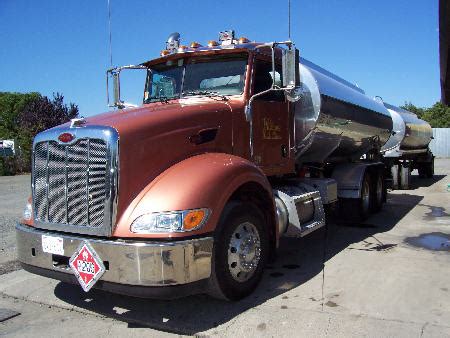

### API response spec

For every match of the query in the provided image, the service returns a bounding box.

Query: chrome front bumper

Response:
[16,223,213,287]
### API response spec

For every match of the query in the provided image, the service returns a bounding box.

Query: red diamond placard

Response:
[69,242,105,292]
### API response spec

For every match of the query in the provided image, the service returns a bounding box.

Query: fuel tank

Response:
[382,103,433,153]
[293,58,393,164]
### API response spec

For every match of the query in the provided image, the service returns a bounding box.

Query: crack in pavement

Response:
[420,322,428,337]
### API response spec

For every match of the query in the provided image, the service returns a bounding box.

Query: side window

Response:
[253,60,284,101]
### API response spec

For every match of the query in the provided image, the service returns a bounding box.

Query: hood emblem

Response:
[70,118,86,128]
[58,132,75,143]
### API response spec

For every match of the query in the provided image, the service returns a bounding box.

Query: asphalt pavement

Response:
[0,160,449,337]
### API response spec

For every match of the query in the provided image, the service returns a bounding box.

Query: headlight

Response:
[22,201,32,221]
[130,208,209,234]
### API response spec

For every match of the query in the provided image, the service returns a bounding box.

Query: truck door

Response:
[251,59,293,175]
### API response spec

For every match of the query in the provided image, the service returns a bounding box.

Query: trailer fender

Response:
[332,162,383,198]
[113,153,275,239]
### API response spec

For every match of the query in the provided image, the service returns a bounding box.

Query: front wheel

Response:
[208,202,269,301]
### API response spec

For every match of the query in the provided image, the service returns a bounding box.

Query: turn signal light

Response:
[208,40,219,47]
[183,209,206,230]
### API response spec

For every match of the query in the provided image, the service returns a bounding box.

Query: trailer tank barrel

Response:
[293,58,393,164]
[383,103,433,151]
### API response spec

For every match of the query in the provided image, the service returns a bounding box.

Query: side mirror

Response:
[107,69,124,108]
[282,47,301,102]
[112,72,122,107]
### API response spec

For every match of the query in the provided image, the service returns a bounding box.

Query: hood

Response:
[86,97,234,221]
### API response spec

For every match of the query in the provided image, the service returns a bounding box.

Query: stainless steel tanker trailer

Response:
[272,56,394,227]
[380,103,434,189]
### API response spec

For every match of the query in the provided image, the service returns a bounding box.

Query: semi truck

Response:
[15,31,428,300]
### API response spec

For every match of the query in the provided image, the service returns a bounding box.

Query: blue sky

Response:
[0,0,440,116]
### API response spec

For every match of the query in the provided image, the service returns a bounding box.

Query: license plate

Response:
[41,235,64,255]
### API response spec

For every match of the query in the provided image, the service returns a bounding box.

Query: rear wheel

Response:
[370,171,384,213]
[418,164,427,178]
[208,202,269,301]
[426,158,434,178]
[391,164,400,190]
[339,173,371,223]
[419,157,434,178]
[400,163,411,189]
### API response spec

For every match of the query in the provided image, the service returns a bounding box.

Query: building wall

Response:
[429,128,450,158]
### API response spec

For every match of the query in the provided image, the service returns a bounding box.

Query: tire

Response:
[339,172,371,223]
[391,164,400,190]
[370,171,384,213]
[418,165,427,178]
[426,159,434,178]
[208,202,269,301]
[399,164,411,190]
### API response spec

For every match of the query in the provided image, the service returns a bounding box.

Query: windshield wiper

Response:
[182,90,228,101]
[144,96,177,104]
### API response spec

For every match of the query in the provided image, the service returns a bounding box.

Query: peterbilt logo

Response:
[58,132,75,143]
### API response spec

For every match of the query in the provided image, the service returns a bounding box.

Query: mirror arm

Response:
[106,64,147,109]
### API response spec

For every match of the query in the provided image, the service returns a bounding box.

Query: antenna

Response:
[107,0,113,67]
[288,0,291,41]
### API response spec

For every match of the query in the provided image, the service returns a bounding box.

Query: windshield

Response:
[144,54,247,103]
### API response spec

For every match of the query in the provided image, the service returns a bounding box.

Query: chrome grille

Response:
[34,138,108,229]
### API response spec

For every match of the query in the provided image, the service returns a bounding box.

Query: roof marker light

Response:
[208,40,219,47]
[238,37,250,44]
[190,42,202,48]
[177,45,188,53]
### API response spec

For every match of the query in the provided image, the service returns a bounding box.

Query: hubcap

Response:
[228,222,261,282]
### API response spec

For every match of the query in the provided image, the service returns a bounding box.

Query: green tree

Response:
[401,102,450,128]
[0,92,39,139]
[0,92,79,174]
[401,102,426,119]
[421,102,450,128]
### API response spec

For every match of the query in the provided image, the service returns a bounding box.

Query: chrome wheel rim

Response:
[362,180,370,211]
[228,222,261,282]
